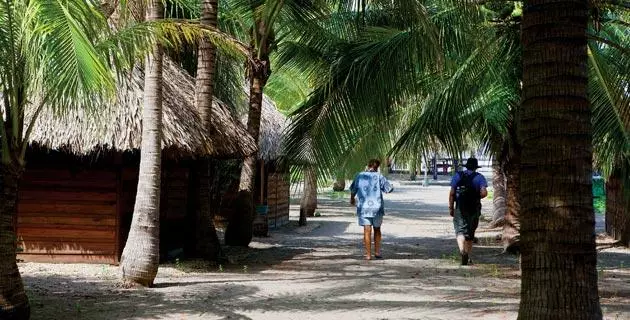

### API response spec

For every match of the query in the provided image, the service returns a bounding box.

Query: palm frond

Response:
[26,0,116,108]
[589,20,630,178]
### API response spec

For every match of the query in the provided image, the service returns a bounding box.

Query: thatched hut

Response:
[250,96,290,234]
[213,96,290,236]
[16,59,255,264]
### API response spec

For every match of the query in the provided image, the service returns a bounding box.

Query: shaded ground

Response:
[20,180,630,319]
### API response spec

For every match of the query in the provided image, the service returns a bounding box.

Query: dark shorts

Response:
[453,208,481,240]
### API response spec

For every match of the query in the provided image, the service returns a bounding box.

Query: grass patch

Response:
[169,259,217,272]
[486,188,494,200]
[325,190,350,200]
[441,249,460,262]
[482,264,503,278]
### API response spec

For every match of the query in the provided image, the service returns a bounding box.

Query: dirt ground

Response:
[20,180,630,320]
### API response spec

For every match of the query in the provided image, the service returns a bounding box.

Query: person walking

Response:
[350,159,394,260]
[449,157,488,265]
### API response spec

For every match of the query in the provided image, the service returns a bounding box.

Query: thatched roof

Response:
[26,59,256,158]
[242,94,287,161]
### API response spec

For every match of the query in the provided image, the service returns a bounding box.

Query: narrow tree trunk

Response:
[300,166,318,225]
[422,155,429,187]
[0,164,30,319]
[606,171,630,247]
[490,157,507,228]
[381,157,390,177]
[503,154,520,253]
[193,161,222,259]
[408,157,418,181]
[225,56,270,246]
[120,0,163,287]
[518,0,602,317]
[193,0,221,260]
[194,0,218,115]
[332,176,345,191]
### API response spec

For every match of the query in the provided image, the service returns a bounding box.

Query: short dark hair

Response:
[368,159,381,169]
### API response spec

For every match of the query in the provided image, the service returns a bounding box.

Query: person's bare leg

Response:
[363,226,372,260]
[456,235,466,253]
[374,227,382,257]
[464,240,473,255]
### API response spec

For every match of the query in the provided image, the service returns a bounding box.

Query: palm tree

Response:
[605,166,630,246]
[517,0,602,317]
[282,1,622,317]
[120,0,165,288]
[0,1,127,317]
[193,0,223,260]
[223,0,329,246]
[489,158,507,227]
[589,8,630,247]
[282,0,445,180]
[299,165,318,226]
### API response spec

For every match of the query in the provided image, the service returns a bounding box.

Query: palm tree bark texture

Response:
[503,151,521,253]
[0,164,30,319]
[490,157,507,228]
[518,0,602,318]
[120,0,164,287]
[193,0,222,261]
[605,169,629,247]
[225,53,271,246]
[300,166,318,226]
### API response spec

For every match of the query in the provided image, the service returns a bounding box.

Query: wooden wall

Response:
[160,166,191,256]
[15,154,285,264]
[266,171,290,229]
[118,164,192,261]
[17,168,119,264]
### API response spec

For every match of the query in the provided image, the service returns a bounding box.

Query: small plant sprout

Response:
[218,264,224,272]
[243,265,248,273]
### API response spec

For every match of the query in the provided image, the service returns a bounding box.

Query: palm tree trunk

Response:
[518,0,601,317]
[120,0,163,287]
[606,170,629,247]
[193,0,221,260]
[332,174,345,192]
[0,164,30,319]
[300,166,318,226]
[503,154,520,253]
[225,55,270,246]
[490,157,507,228]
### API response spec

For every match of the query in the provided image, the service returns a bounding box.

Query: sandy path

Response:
[20,181,630,320]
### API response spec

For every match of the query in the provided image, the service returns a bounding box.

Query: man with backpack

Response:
[448,157,488,265]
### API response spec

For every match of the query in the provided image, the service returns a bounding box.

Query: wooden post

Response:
[114,153,123,265]
[260,160,265,204]
[432,154,438,180]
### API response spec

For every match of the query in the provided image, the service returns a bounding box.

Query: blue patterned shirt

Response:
[350,171,393,218]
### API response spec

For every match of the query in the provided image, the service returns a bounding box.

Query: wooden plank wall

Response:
[160,166,190,256]
[17,168,118,264]
[267,172,290,229]
[119,165,192,260]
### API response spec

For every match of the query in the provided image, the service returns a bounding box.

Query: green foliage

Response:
[281,0,628,187]
[486,189,494,201]
[589,8,630,188]
[441,249,461,262]
[0,0,119,163]
[594,196,606,216]
[325,190,349,200]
